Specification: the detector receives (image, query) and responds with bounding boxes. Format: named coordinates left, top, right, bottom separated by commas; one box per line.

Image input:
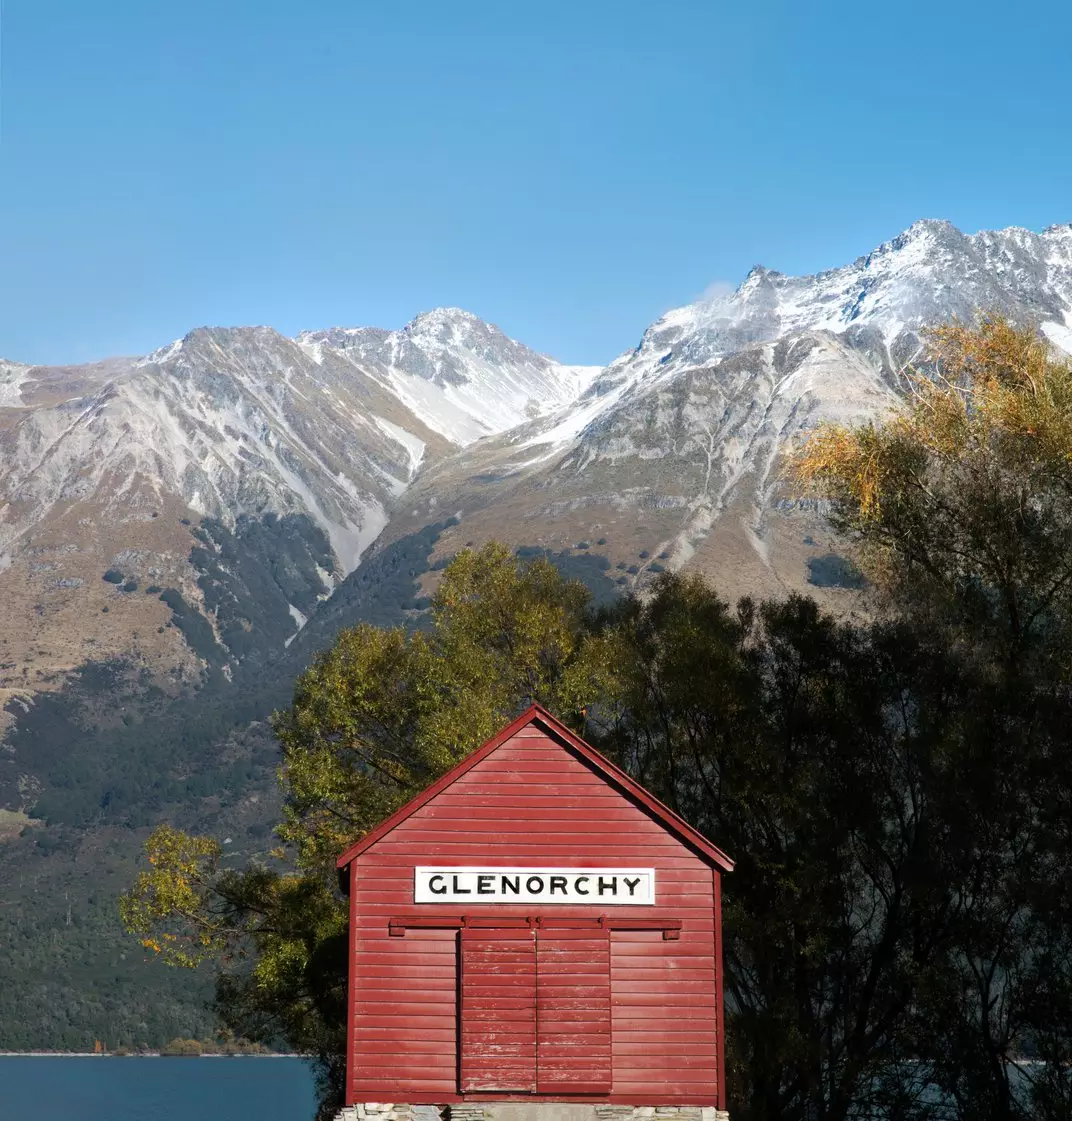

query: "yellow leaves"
left=119, top=825, right=224, bottom=969
left=794, top=315, right=1072, bottom=528
left=794, top=422, right=891, bottom=519
left=790, top=314, right=1072, bottom=626
left=926, top=315, right=1052, bottom=397
left=924, top=315, right=1072, bottom=462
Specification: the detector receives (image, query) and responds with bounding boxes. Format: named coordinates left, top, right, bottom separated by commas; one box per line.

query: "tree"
left=795, top=316, right=1072, bottom=1120
left=794, top=315, right=1072, bottom=670
left=583, top=575, right=975, bottom=1121
left=274, top=541, right=598, bottom=873
left=122, top=543, right=605, bottom=1116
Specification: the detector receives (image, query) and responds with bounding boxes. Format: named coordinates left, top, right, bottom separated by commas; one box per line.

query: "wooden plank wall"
left=350, top=725, right=719, bottom=1104
left=537, top=927, right=612, bottom=1092
left=460, top=927, right=538, bottom=1092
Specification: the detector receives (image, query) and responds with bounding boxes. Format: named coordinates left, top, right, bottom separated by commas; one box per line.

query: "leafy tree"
left=583, top=576, right=974, bottom=1121
left=795, top=315, right=1072, bottom=669
left=122, top=543, right=605, bottom=1116
left=796, top=316, right=1072, bottom=1120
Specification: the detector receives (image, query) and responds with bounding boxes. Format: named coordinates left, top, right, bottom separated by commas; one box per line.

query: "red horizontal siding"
left=349, top=726, right=719, bottom=1105
left=537, top=929, right=611, bottom=1093
left=460, top=927, right=538, bottom=1092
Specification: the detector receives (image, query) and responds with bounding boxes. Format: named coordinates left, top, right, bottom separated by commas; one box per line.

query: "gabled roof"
left=336, top=703, right=734, bottom=873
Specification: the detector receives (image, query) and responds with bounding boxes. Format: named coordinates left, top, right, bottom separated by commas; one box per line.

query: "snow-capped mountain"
left=377, top=220, right=1072, bottom=603
left=0, top=311, right=596, bottom=694
left=3, top=219, right=1071, bottom=701
left=545, top=219, right=1072, bottom=455
left=627, top=219, right=1072, bottom=371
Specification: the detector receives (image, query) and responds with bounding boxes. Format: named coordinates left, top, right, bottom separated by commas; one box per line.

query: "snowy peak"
left=378, top=219, right=1072, bottom=615
left=0, top=305, right=601, bottom=616
left=299, top=308, right=600, bottom=446
left=623, top=219, right=1072, bottom=384
left=403, top=306, right=512, bottom=353
left=308, top=306, right=557, bottom=389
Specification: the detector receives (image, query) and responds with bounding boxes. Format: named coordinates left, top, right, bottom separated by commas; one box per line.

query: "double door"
left=459, top=925, right=611, bottom=1094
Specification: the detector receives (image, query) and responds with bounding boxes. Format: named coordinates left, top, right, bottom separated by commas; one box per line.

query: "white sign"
left=413, top=866, right=656, bottom=905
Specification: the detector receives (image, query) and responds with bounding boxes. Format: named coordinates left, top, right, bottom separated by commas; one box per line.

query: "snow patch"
left=0, top=363, right=30, bottom=408
left=1041, top=320, right=1072, bottom=356
left=284, top=603, right=308, bottom=647
left=371, top=415, right=427, bottom=476
left=315, top=564, right=336, bottom=597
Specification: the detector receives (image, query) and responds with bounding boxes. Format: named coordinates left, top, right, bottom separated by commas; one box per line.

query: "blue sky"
left=2, top=0, right=1070, bottom=367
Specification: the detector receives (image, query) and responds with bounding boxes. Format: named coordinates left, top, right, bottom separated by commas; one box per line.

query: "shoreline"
left=0, top=1051, right=303, bottom=1058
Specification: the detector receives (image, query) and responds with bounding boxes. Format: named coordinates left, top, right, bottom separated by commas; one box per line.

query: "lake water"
left=0, top=1056, right=317, bottom=1121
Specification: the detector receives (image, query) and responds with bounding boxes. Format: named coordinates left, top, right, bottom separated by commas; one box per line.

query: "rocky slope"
left=0, top=312, right=595, bottom=703
left=5, top=220, right=1072, bottom=702
left=379, top=220, right=1072, bottom=603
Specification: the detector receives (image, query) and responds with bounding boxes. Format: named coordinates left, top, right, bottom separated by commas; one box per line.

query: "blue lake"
left=0, top=1056, right=317, bottom=1121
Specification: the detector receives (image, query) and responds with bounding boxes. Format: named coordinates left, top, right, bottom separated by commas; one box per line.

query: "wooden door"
left=536, top=927, right=612, bottom=1093
left=458, top=926, right=537, bottom=1092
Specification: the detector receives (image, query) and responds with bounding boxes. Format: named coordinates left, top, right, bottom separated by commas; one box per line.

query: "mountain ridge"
left=365, top=218, right=1072, bottom=605
left=0, top=309, right=597, bottom=702
left=2, top=216, right=1071, bottom=1052
left=5, top=217, right=1072, bottom=704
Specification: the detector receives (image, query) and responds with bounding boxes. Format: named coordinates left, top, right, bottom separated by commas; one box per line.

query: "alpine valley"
left=2, top=218, right=1071, bottom=1049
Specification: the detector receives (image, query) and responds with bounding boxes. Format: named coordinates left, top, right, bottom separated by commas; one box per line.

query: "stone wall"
left=335, top=1106, right=730, bottom=1121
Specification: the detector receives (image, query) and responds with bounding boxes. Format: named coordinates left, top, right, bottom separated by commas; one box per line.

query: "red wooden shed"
left=336, top=704, right=733, bottom=1114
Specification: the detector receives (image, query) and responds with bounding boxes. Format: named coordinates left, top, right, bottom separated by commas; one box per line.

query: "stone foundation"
left=336, top=1107, right=729, bottom=1121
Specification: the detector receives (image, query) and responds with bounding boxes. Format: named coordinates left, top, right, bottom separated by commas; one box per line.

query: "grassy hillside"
left=0, top=528, right=620, bottom=1050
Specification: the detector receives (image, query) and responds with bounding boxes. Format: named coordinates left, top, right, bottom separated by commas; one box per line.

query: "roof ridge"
left=335, top=703, right=734, bottom=872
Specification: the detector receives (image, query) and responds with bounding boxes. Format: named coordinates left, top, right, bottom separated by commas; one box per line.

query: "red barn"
left=336, top=705, right=733, bottom=1121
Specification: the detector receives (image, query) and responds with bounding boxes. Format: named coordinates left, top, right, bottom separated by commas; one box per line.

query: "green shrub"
left=806, top=554, right=867, bottom=590
left=158, top=589, right=222, bottom=663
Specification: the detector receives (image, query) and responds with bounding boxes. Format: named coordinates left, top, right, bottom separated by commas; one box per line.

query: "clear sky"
left=2, top=0, right=1071, bottom=367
